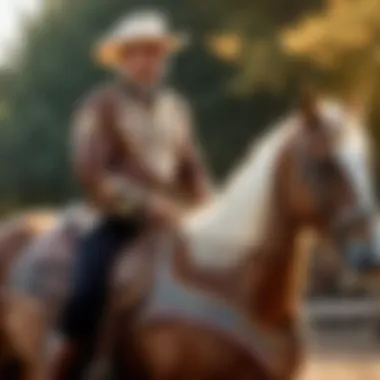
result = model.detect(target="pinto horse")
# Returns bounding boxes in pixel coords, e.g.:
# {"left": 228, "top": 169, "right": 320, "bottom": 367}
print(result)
{"left": 103, "top": 96, "right": 380, "bottom": 380}
{"left": 0, "top": 210, "right": 56, "bottom": 377}
{"left": 3, "top": 96, "right": 380, "bottom": 380}
{"left": 0, "top": 205, "right": 94, "bottom": 379}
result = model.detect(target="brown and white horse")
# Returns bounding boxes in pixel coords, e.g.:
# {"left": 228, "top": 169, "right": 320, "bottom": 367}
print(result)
{"left": 104, "top": 96, "right": 380, "bottom": 380}
{"left": 0, "top": 210, "right": 56, "bottom": 377}
{"left": 0, "top": 205, "right": 95, "bottom": 379}
{"left": 3, "top": 96, "right": 380, "bottom": 380}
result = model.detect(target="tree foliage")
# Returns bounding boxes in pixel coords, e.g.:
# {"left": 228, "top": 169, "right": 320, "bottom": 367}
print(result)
{"left": 282, "top": 0, "right": 380, "bottom": 174}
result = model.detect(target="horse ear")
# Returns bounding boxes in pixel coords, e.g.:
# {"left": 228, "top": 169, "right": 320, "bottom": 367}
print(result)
{"left": 345, "top": 85, "right": 372, "bottom": 124}
{"left": 299, "top": 85, "right": 320, "bottom": 130}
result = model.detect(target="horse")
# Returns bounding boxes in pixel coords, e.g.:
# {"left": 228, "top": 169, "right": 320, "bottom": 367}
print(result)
{"left": 0, "top": 209, "right": 57, "bottom": 377}
{"left": 3, "top": 94, "right": 380, "bottom": 380}
{"left": 0, "top": 205, "right": 95, "bottom": 379}
{"left": 101, "top": 95, "right": 380, "bottom": 380}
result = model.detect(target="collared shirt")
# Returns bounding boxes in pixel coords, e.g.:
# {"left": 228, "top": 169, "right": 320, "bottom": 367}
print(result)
{"left": 72, "top": 81, "right": 207, "bottom": 216}
{"left": 113, "top": 83, "right": 191, "bottom": 188}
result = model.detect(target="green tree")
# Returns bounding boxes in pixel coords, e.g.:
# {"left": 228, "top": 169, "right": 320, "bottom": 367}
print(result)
{"left": 282, "top": 0, "right": 380, "bottom": 185}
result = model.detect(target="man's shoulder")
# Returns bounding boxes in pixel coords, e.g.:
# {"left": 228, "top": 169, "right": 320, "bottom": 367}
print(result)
{"left": 74, "top": 82, "right": 121, "bottom": 113}
{"left": 72, "top": 82, "right": 120, "bottom": 137}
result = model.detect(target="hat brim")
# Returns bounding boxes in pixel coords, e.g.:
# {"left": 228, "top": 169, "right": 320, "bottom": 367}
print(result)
{"left": 94, "top": 34, "right": 187, "bottom": 68}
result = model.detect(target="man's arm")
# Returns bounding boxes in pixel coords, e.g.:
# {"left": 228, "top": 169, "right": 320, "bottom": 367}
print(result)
{"left": 72, "top": 89, "right": 147, "bottom": 216}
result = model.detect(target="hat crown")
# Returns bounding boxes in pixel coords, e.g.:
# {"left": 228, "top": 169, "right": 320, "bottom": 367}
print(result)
{"left": 113, "top": 11, "right": 170, "bottom": 39}
{"left": 96, "top": 10, "right": 187, "bottom": 68}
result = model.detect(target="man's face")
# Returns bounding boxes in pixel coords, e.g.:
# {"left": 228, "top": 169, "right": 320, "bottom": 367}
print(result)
{"left": 120, "top": 41, "right": 169, "bottom": 87}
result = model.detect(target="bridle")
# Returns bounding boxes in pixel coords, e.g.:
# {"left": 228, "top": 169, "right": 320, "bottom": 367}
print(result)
{"left": 297, "top": 137, "right": 372, "bottom": 235}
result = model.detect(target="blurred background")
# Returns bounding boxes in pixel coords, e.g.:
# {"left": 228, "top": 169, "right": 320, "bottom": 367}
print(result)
{"left": 0, "top": 0, "right": 380, "bottom": 378}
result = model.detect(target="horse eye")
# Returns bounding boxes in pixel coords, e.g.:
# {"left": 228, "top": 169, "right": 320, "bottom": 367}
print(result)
{"left": 315, "top": 159, "right": 337, "bottom": 178}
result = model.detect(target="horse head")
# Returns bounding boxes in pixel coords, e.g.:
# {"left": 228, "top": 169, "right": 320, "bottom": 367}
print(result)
{"left": 282, "top": 89, "right": 380, "bottom": 274}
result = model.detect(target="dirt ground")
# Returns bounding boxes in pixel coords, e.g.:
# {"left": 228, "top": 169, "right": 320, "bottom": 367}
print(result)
{"left": 299, "top": 300, "right": 380, "bottom": 380}
{"left": 300, "top": 353, "right": 380, "bottom": 380}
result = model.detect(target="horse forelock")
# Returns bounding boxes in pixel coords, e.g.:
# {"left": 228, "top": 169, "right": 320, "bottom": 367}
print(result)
{"left": 182, "top": 116, "right": 297, "bottom": 268}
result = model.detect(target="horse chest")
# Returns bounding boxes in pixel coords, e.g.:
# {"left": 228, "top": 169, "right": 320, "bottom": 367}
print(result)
{"left": 133, "top": 240, "right": 296, "bottom": 379}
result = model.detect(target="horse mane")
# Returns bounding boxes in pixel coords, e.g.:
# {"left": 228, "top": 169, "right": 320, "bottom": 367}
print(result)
{"left": 182, "top": 115, "right": 297, "bottom": 268}
{"left": 182, "top": 99, "right": 371, "bottom": 269}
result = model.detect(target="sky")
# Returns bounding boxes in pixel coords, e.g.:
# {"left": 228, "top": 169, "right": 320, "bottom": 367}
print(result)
{"left": 0, "top": 0, "right": 41, "bottom": 64}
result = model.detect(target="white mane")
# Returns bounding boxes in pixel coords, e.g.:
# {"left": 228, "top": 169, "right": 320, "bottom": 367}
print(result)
{"left": 182, "top": 116, "right": 297, "bottom": 268}
{"left": 182, "top": 100, "right": 373, "bottom": 269}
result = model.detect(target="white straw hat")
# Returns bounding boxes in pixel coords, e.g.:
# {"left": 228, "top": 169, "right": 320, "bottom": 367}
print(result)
{"left": 94, "top": 10, "right": 188, "bottom": 68}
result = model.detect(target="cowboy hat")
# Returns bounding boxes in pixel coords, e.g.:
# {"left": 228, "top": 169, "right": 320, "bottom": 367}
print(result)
{"left": 94, "top": 10, "right": 188, "bottom": 68}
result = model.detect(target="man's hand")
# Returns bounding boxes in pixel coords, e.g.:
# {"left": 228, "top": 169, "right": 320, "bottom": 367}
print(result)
{"left": 145, "top": 193, "right": 182, "bottom": 226}
{"left": 100, "top": 176, "right": 148, "bottom": 216}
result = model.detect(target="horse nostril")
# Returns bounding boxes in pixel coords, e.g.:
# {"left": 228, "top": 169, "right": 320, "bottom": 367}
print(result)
{"left": 357, "top": 256, "right": 374, "bottom": 272}
{"left": 344, "top": 239, "right": 373, "bottom": 272}
{"left": 353, "top": 252, "right": 380, "bottom": 273}
{"left": 368, "top": 253, "right": 380, "bottom": 270}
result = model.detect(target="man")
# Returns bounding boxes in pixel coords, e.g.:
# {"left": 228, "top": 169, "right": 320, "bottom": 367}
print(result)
{"left": 46, "top": 10, "right": 210, "bottom": 379}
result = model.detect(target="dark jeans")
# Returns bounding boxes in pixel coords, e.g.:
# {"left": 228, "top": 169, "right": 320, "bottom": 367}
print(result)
{"left": 58, "top": 216, "right": 143, "bottom": 342}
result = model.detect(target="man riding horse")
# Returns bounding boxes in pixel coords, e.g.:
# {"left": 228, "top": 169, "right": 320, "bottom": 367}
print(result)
{"left": 46, "top": 10, "right": 210, "bottom": 379}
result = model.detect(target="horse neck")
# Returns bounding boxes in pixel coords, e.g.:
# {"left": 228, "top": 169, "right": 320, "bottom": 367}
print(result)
{"left": 239, "top": 153, "right": 307, "bottom": 330}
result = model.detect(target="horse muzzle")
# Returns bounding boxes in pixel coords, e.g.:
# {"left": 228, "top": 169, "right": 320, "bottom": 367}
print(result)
{"left": 344, "top": 239, "right": 379, "bottom": 272}
{"left": 334, "top": 209, "right": 380, "bottom": 273}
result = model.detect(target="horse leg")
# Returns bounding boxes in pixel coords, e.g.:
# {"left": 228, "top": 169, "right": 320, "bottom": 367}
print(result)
{"left": 0, "top": 317, "right": 23, "bottom": 380}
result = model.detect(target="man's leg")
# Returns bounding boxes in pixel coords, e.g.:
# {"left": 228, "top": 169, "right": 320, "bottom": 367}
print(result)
{"left": 45, "top": 217, "right": 142, "bottom": 380}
